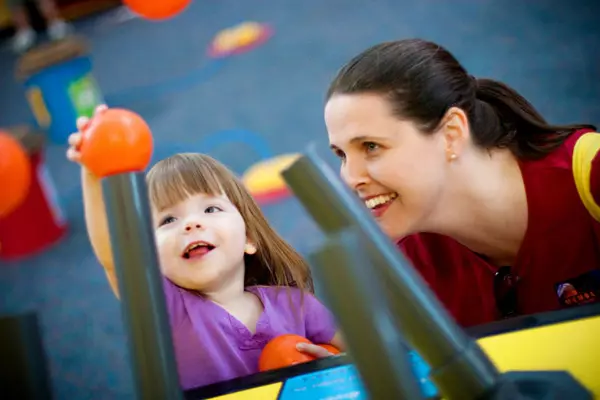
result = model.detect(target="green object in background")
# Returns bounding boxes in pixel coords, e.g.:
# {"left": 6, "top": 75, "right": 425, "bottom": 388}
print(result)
{"left": 68, "top": 73, "right": 103, "bottom": 118}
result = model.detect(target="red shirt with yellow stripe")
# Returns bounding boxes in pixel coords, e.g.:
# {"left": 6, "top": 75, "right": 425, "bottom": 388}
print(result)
{"left": 397, "top": 129, "right": 600, "bottom": 328}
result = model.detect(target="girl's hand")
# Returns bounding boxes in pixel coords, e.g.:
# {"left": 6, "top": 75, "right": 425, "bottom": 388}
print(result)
{"left": 66, "top": 104, "right": 108, "bottom": 164}
{"left": 296, "top": 343, "right": 335, "bottom": 359}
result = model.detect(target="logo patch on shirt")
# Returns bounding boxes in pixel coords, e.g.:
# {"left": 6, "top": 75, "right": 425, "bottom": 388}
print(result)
{"left": 555, "top": 270, "right": 600, "bottom": 307}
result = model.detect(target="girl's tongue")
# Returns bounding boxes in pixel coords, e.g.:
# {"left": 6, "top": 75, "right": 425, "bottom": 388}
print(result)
{"left": 183, "top": 243, "right": 216, "bottom": 259}
{"left": 188, "top": 246, "right": 212, "bottom": 258}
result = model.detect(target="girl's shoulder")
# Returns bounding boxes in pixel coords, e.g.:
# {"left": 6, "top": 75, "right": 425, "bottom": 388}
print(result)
{"left": 162, "top": 277, "right": 213, "bottom": 309}
{"left": 247, "top": 284, "right": 306, "bottom": 298}
{"left": 247, "top": 285, "right": 314, "bottom": 308}
{"left": 248, "top": 286, "right": 333, "bottom": 325}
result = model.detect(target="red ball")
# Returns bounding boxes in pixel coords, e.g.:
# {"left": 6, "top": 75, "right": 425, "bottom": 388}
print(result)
{"left": 258, "top": 334, "right": 315, "bottom": 372}
{"left": 80, "top": 108, "right": 153, "bottom": 178}
{"left": 318, "top": 344, "right": 341, "bottom": 355}
{"left": 123, "top": 0, "right": 191, "bottom": 20}
{"left": 0, "top": 132, "right": 31, "bottom": 218}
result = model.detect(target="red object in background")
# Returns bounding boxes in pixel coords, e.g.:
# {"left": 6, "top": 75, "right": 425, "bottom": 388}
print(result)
{"left": 258, "top": 334, "right": 315, "bottom": 372}
{"left": 0, "top": 151, "right": 68, "bottom": 261}
{"left": 0, "top": 132, "right": 31, "bottom": 218}
{"left": 123, "top": 0, "right": 191, "bottom": 20}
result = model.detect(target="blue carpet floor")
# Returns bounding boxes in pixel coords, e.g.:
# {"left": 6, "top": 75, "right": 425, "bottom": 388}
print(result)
{"left": 0, "top": 0, "right": 598, "bottom": 398}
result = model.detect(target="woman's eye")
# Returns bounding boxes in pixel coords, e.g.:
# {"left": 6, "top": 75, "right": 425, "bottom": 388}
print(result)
{"left": 159, "top": 216, "right": 176, "bottom": 226}
{"left": 333, "top": 149, "right": 346, "bottom": 160}
{"left": 363, "top": 142, "right": 380, "bottom": 152}
{"left": 205, "top": 206, "right": 223, "bottom": 214}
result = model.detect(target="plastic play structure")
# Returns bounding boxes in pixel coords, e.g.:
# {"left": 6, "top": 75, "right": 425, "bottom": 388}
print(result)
{"left": 1, "top": 109, "right": 598, "bottom": 399}
{"left": 16, "top": 35, "right": 104, "bottom": 145}
{"left": 0, "top": 126, "right": 68, "bottom": 261}
{"left": 83, "top": 110, "right": 599, "bottom": 399}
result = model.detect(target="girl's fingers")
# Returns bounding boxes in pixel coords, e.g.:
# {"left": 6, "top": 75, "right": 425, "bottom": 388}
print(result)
{"left": 76, "top": 116, "right": 89, "bottom": 131}
{"left": 295, "top": 343, "right": 333, "bottom": 359}
{"left": 66, "top": 147, "right": 81, "bottom": 162}
{"left": 95, "top": 104, "right": 108, "bottom": 115}
{"left": 68, "top": 132, "right": 82, "bottom": 147}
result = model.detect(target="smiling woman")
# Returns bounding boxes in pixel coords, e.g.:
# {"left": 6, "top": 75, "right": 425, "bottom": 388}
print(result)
{"left": 325, "top": 38, "right": 600, "bottom": 328}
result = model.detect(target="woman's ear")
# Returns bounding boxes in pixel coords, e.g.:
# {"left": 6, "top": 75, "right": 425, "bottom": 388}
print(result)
{"left": 440, "top": 106, "right": 470, "bottom": 161}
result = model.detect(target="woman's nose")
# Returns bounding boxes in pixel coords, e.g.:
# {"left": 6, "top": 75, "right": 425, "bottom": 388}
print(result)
{"left": 341, "top": 157, "right": 369, "bottom": 189}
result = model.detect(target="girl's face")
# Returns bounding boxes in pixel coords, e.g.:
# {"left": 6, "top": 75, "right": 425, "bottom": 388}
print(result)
{"left": 153, "top": 192, "right": 255, "bottom": 292}
{"left": 325, "top": 93, "right": 451, "bottom": 239}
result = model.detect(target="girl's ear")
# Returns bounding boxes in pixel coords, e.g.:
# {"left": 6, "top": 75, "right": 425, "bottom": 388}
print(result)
{"left": 244, "top": 242, "right": 257, "bottom": 255}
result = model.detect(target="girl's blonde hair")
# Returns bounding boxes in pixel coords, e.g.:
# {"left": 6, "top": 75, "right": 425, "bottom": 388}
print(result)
{"left": 146, "top": 153, "right": 314, "bottom": 292}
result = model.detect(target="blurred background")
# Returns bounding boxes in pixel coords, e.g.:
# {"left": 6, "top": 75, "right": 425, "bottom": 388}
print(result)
{"left": 0, "top": 0, "right": 599, "bottom": 398}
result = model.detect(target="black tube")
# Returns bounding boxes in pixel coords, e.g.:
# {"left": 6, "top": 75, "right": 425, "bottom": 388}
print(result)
{"left": 282, "top": 149, "right": 499, "bottom": 399}
{"left": 310, "top": 229, "right": 424, "bottom": 400}
{"left": 0, "top": 312, "right": 53, "bottom": 400}
{"left": 102, "top": 173, "right": 182, "bottom": 400}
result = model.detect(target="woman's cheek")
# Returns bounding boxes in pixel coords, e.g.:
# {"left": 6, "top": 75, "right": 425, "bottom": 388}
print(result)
{"left": 367, "top": 159, "right": 396, "bottom": 188}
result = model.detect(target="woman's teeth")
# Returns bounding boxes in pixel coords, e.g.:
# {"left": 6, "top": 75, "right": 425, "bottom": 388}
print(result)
{"left": 365, "top": 193, "right": 398, "bottom": 209}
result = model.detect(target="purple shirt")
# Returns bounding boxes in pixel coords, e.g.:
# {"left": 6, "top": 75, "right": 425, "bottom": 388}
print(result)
{"left": 162, "top": 278, "right": 338, "bottom": 390}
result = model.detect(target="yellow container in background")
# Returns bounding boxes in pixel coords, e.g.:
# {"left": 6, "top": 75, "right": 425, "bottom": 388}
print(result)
{"left": 0, "top": 0, "right": 14, "bottom": 29}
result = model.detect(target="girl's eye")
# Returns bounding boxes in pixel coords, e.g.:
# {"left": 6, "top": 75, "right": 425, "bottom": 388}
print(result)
{"left": 205, "top": 206, "right": 223, "bottom": 214}
{"left": 159, "top": 216, "right": 176, "bottom": 226}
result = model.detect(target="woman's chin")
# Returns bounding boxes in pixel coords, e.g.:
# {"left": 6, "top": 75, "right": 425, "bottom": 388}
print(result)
{"left": 377, "top": 213, "right": 412, "bottom": 241}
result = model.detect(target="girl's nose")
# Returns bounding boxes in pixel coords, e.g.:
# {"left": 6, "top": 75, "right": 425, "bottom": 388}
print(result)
{"left": 184, "top": 223, "right": 202, "bottom": 232}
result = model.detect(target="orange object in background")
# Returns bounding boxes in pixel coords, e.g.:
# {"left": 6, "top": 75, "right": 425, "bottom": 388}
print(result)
{"left": 123, "top": 0, "right": 191, "bottom": 20}
{"left": 208, "top": 22, "right": 273, "bottom": 59}
{"left": 0, "top": 132, "right": 31, "bottom": 218}
{"left": 79, "top": 108, "right": 153, "bottom": 177}
{"left": 258, "top": 334, "right": 315, "bottom": 372}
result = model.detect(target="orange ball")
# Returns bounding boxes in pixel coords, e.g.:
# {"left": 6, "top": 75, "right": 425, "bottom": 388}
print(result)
{"left": 318, "top": 344, "right": 341, "bottom": 355}
{"left": 0, "top": 132, "right": 31, "bottom": 218}
{"left": 258, "top": 334, "right": 315, "bottom": 372}
{"left": 123, "top": 0, "right": 191, "bottom": 20}
{"left": 80, "top": 108, "right": 153, "bottom": 178}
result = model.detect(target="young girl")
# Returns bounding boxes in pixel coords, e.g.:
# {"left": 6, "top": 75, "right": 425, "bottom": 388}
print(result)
{"left": 67, "top": 107, "right": 344, "bottom": 390}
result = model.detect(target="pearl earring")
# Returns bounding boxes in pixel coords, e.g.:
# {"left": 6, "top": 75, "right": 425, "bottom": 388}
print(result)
{"left": 244, "top": 243, "right": 257, "bottom": 254}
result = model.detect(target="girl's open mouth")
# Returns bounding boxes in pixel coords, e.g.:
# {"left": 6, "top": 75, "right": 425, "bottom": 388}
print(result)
{"left": 182, "top": 241, "right": 215, "bottom": 259}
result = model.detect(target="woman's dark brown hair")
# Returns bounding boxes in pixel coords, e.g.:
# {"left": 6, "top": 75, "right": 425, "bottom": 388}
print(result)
{"left": 327, "top": 39, "right": 595, "bottom": 159}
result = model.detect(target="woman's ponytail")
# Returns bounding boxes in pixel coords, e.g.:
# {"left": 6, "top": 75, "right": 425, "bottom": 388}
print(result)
{"left": 470, "top": 78, "right": 595, "bottom": 159}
